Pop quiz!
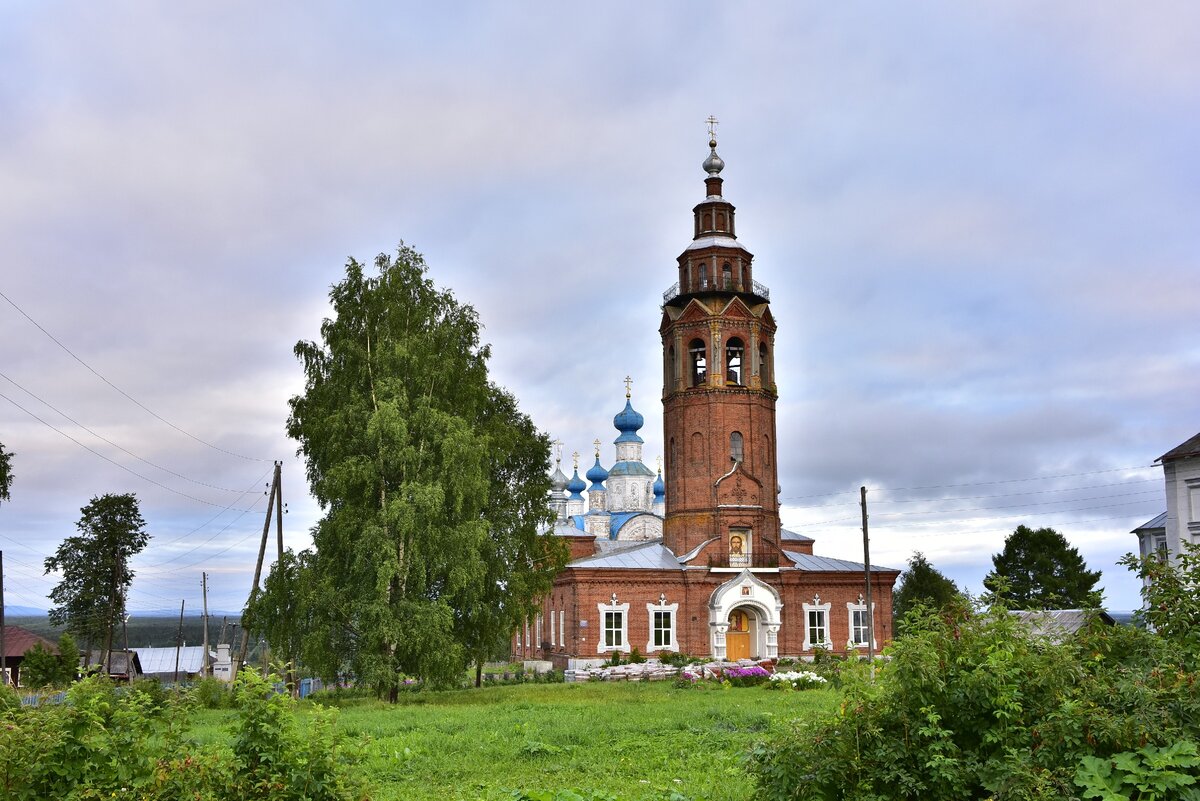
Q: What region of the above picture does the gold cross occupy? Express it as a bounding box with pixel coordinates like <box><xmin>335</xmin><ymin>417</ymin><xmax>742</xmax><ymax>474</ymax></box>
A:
<box><xmin>572</xmin><ymin>450</ymin><xmax>579</xmax><ymax>470</ymax></box>
<box><xmin>706</xmin><ymin>115</ymin><xmax>719</xmax><ymax>142</ymax></box>
<box><xmin>624</xmin><ymin>375</ymin><xmax>633</xmax><ymax>398</ymax></box>
<box><xmin>552</xmin><ymin>439</ymin><xmax>563</xmax><ymax>464</ymax></box>
<box><xmin>593</xmin><ymin>438</ymin><xmax>601</xmax><ymax>458</ymax></box>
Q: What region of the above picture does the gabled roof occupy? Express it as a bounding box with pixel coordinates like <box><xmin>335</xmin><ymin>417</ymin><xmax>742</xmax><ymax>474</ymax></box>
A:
<box><xmin>783</xmin><ymin>552</ymin><xmax>899</xmax><ymax>573</ymax></box>
<box><xmin>1</xmin><ymin>625</ymin><xmax>57</xmax><ymax>658</ymax></box>
<box><xmin>84</xmin><ymin>650</ymin><xmax>143</xmax><ymax>676</ymax></box>
<box><xmin>781</xmin><ymin>528</ymin><xmax>814</xmax><ymax>543</ymax></box>
<box><xmin>567</xmin><ymin>539</ymin><xmax>684</xmax><ymax>571</ymax></box>
<box><xmin>1011</xmin><ymin>609</ymin><xmax>1115</xmax><ymax>643</ymax></box>
<box><xmin>1160</xmin><ymin>432</ymin><xmax>1200</xmax><ymax>463</ymax></box>
<box><xmin>132</xmin><ymin>646</ymin><xmax>210</xmax><ymax>674</ymax></box>
<box><xmin>1132</xmin><ymin>512</ymin><xmax>1167</xmax><ymax>533</ymax></box>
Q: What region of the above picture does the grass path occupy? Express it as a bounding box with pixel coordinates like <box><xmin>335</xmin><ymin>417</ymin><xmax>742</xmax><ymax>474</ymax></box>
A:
<box><xmin>191</xmin><ymin>682</ymin><xmax>837</xmax><ymax>800</ymax></box>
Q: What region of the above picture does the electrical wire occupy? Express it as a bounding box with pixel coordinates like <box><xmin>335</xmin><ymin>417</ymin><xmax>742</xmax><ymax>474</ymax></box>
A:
<box><xmin>0</xmin><ymin>287</ymin><xmax>268</xmax><ymax>462</ymax></box>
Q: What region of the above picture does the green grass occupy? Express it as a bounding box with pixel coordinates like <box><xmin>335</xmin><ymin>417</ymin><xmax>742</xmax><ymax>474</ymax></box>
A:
<box><xmin>189</xmin><ymin>681</ymin><xmax>837</xmax><ymax>801</ymax></box>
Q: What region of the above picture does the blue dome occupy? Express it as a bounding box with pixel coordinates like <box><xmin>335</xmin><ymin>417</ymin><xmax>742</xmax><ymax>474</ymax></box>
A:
<box><xmin>586</xmin><ymin>456</ymin><xmax>609</xmax><ymax>488</ymax></box>
<box><xmin>653</xmin><ymin>473</ymin><xmax>665</xmax><ymax>499</ymax></box>
<box><xmin>613</xmin><ymin>399</ymin><xmax>645</xmax><ymax>444</ymax></box>
<box><xmin>566</xmin><ymin>469</ymin><xmax>586</xmax><ymax>500</ymax></box>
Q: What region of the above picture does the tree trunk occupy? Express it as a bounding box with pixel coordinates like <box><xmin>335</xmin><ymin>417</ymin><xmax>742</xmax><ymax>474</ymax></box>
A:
<box><xmin>475</xmin><ymin>661</ymin><xmax>482</xmax><ymax>688</ymax></box>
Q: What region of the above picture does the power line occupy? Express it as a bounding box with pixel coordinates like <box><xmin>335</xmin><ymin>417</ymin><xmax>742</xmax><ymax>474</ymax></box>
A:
<box><xmin>0</xmin><ymin>287</ymin><xmax>268</xmax><ymax>462</ymax></box>
<box><xmin>783</xmin><ymin>477</ymin><xmax>1161</xmax><ymax>510</ymax></box>
<box><xmin>0</xmin><ymin>389</ymin><xmax>260</xmax><ymax>511</ymax></box>
<box><xmin>0</xmin><ymin>369</ymin><xmax>254</xmax><ymax>493</ymax></box>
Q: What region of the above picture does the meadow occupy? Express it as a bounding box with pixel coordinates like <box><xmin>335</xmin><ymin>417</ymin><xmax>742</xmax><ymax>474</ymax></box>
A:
<box><xmin>189</xmin><ymin>681</ymin><xmax>839</xmax><ymax>801</ymax></box>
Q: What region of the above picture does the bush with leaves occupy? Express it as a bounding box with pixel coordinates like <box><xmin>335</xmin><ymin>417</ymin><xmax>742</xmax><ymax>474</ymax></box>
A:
<box><xmin>0</xmin><ymin>670</ymin><xmax>370</xmax><ymax>800</ymax></box>
<box><xmin>751</xmin><ymin>592</ymin><xmax>1200</xmax><ymax>801</ymax></box>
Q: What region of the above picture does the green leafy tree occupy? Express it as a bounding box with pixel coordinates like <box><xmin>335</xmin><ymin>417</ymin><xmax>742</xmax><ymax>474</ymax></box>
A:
<box><xmin>892</xmin><ymin>551</ymin><xmax>961</xmax><ymax>628</ymax></box>
<box><xmin>1120</xmin><ymin>541</ymin><xmax>1200</xmax><ymax>669</ymax></box>
<box><xmin>983</xmin><ymin>524</ymin><xmax>1103</xmax><ymax>609</ymax></box>
<box><xmin>44</xmin><ymin>494</ymin><xmax>150</xmax><ymax>663</ymax></box>
<box><xmin>18</xmin><ymin>633</ymin><xmax>76</xmax><ymax>688</ymax></box>
<box><xmin>0</xmin><ymin>440</ymin><xmax>13</xmax><ymax>504</ymax></box>
<box><xmin>279</xmin><ymin>245</ymin><xmax>565</xmax><ymax>698</ymax></box>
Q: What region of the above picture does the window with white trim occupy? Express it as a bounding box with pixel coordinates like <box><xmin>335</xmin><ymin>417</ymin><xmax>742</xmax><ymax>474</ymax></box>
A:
<box><xmin>847</xmin><ymin>601</ymin><xmax>877</xmax><ymax>649</ymax></box>
<box><xmin>597</xmin><ymin>596</ymin><xmax>630</xmax><ymax>653</ymax></box>
<box><xmin>1153</xmin><ymin>533</ymin><xmax>1168</xmax><ymax>563</ymax></box>
<box><xmin>536</xmin><ymin>614</ymin><xmax>542</xmax><ymax>647</ymax></box>
<box><xmin>646</xmin><ymin>596</ymin><xmax>680</xmax><ymax>653</ymax></box>
<box><xmin>802</xmin><ymin>597</ymin><xmax>832</xmax><ymax>651</ymax></box>
<box><xmin>559</xmin><ymin>610</ymin><xmax>566</xmax><ymax>650</ymax></box>
<box><xmin>550</xmin><ymin>609</ymin><xmax>556</xmax><ymax>647</ymax></box>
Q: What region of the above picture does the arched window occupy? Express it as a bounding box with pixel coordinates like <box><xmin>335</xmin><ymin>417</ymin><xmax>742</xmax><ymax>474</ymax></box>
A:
<box><xmin>699</xmin><ymin>264</ymin><xmax>708</xmax><ymax>290</ymax></box>
<box><xmin>689</xmin><ymin>338</ymin><xmax>707</xmax><ymax>386</ymax></box>
<box><xmin>667</xmin><ymin>344</ymin><xmax>676</xmax><ymax>389</ymax></box>
<box><xmin>669</xmin><ymin>437</ymin><xmax>677</xmax><ymax>472</ymax></box>
<box><xmin>726</xmin><ymin>337</ymin><xmax>744</xmax><ymax>385</ymax></box>
<box><xmin>722</xmin><ymin>262</ymin><xmax>732</xmax><ymax>290</ymax></box>
<box><xmin>703</xmin><ymin>212</ymin><xmax>712</xmax><ymax>230</ymax></box>
<box><xmin>759</xmin><ymin>342</ymin><xmax>769</xmax><ymax>386</ymax></box>
<box><xmin>717</xmin><ymin>211</ymin><xmax>726</xmax><ymax>231</ymax></box>
<box><xmin>730</xmin><ymin>431</ymin><xmax>744</xmax><ymax>463</ymax></box>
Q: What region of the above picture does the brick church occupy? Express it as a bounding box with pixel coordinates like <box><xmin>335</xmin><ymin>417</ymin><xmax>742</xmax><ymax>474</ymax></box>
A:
<box><xmin>517</xmin><ymin>134</ymin><xmax>899</xmax><ymax>668</ymax></box>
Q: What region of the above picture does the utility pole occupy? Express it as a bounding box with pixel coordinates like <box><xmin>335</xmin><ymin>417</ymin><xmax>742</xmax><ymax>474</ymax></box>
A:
<box><xmin>201</xmin><ymin>572</ymin><xmax>210</xmax><ymax>678</ymax></box>
<box><xmin>234</xmin><ymin>462</ymin><xmax>279</xmax><ymax>683</ymax></box>
<box><xmin>860</xmin><ymin>486</ymin><xmax>876</xmax><ymax>679</ymax></box>
<box><xmin>1</xmin><ymin>550</ymin><xmax>6</xmax><ymax>686</ymax></box>
<box><xmin>122</xmin><ymin>613</ymin><xmax>131</xmax><ymax>683</ymax></box>
<box><xmin>173</xmin><ymin>599</ymin><xmax>185</xmax><ymax>685</ymax></box>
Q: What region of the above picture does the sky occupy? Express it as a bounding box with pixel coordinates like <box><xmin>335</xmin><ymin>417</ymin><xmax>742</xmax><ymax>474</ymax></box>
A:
<box><xmin>1</xmin><ymin>2</ymin><xmax>1197</xmax><ymax>617</ymax></box>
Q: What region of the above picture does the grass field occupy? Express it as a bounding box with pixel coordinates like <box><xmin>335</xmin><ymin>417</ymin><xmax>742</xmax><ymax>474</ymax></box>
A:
<box><xmin>190</xmin><ymin>681</ymin><xmax>837</xmax><ymax>801</ymax></box>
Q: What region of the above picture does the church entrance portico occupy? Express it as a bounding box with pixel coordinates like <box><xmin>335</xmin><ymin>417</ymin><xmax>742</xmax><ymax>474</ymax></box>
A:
<box><xmin>708</xmin><ymin>569</ymin><xmax>782</xmax><ymax>660</ymax></box>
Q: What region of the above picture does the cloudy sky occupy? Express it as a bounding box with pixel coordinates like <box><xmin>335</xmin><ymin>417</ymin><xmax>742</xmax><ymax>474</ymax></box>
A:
<box><xmin>1</xmin><ymin>3</ymin><xmax>1196</xmax><ymax>616</ymax></box>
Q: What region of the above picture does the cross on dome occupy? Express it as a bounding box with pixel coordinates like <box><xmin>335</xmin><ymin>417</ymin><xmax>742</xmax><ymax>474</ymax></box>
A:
<box><xmin>624</xmin><ymin>375</ymin><xmax>633</xmax><ymax>399</ymax></box>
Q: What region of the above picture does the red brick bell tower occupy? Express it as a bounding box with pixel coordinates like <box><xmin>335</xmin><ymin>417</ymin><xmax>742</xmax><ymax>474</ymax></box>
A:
<box><xmin>660</xmin><ymin>127</ymin><xmax>781</xmax><ymax>565</ymax></box>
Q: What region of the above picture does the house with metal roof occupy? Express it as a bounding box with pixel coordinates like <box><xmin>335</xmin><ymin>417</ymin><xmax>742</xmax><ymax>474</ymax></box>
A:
<box><xmin>1133</xmin><ymin>431</ymin><xmax>1200</xmax><ymax>571</ymax></box>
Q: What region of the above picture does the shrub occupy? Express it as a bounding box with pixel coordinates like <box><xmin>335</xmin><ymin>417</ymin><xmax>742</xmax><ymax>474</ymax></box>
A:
<box><xmin>192</xmin><ymin>675</ymin><xmax>232</xmax><ymax>709</ymax></box>
<box><xmin>628</xmin><ymin>646</ymin><xmax>646</xmax><ymax>664</ymax></box>
<box><xmin>659</xmin><ymin>651</ymin><xmax>695</xmax><ymax>668</ymax></box>
<box><xmin>768</xmin><ymin>670</ymin><xmax>827</xmax><ymax>691</ymax></box>
<box><xmin>751</xmin><ymin>594</ymin><xmax>1200</xmax><ymax>801</ymax></box>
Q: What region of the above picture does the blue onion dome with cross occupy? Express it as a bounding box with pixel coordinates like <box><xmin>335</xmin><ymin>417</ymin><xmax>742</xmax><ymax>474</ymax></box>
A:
<box><xmin>605</xmin><ymin>377</ymin><xmax>657</xmax><ymax>511</ymax></box>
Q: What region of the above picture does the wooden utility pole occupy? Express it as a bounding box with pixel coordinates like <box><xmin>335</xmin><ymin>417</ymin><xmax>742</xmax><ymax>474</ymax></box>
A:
<box><xmin>233</xmin><ymin>461</ymin><xmax>279</xmax><ymax>683</ymax></box>
<box><xmin>122</xmin><ymin>613</ymin><xmax>131</xmax><ymax>683</ymax></box>
<box><xmin>201</xmin><ymin>572</ymin><xmax>210</xmax><ymax>678</ymax></box>
<box><xmin>860</xmin><ymin>486</ymin><xmax>876</xmax><ymax>677</ymax></box>
<box><xmin>173</xmin><ymin>599</ymin><xmax>185</xmax><ymax>684</ymax></box>
<box><xmin>1</xmin><ymin>550</ymin><xmax>6</xmax><ymax>686</ymax></box>
<box><xmin>102</xmin><ymin>549</ymin><xmax>120</xmax><ymax>678</ymax></box>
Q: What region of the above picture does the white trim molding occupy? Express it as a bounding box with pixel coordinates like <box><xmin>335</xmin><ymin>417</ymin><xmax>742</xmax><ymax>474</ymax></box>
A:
<box><xmin>802</xmin><ymin>597</ymin><xmax>832</xmax><ymax>652</ymax></box>
<box><xmin>846</xmin><ymin>601</ymin><xmax>878</xmax><ymax>651</ymax></box>
<box><xmin>707</xmin><ymin>569</ymin><xmax>783</xmax><ymax>660</ymax></box>
<box><xmin>596</xmin><ymin>596</ymin><xmax>631</xmax><ymax>654</ymax></box>
<box><xmin>646</xmin><ymin>596</ymin><xmax>680</xmax><ymax>653</ymax></box>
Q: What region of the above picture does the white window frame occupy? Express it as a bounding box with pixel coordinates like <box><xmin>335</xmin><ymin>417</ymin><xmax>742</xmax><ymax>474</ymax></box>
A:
<box><xmin>846</xmin><ymin>602</ymin><xmax>877</xmax><ymax>650</ymax></box>
<box><xmin>597</xmin><ymin>600</ymin><xmax>630</xmax><ymax>654</ymax></box>
<box><xmin>550</xmin><ymin>608</ymin><xmax>556</xmax><ymax>647</ymax></box>
<box><xmin>559</xmin><ymin>610</ymin><xmax>566</xmax><ymax>650</ymax></box>
<box><xmin>645</xmin><ymin>599</ymin><xmax>680</xmax><ymax>653</ymax></box>
<box><xmin>801</xmin><ymin>600</ymin><xmax>832</xmax><ymax>651</ymax></box>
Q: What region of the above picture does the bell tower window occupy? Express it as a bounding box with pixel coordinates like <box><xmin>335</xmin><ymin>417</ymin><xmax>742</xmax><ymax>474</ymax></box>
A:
<box><xmin>667</xmin><ymin>344</ymin><xmax>677</xmax><ymax>389</ymax></box>
<box><xmin>726</xmin><ymin>337</ymin><xmax>744</xmax><ymax>385</ymax></box>
<box><xmin>759</xmin><ymin>342</ymin><xmax>769</xmax><ymax>386</ymax></box>
<box><xmin>689</xmin><ymin>339</ymin><xmax>707</xmax><ymax>387</ymax></box>
<box><xmin>699</xmin><ymin>264</ymin><xmax>708</xmax><ymax>290</ymax></box>
<box><xmin>722</xmin><ymin>263</ymin><xmax>732</xmax><ymax>290</ymax></box>
<box><xmin>730</xmin><ymin>431</ymin><xmax>744</xmax><ymax>463</ymax></box>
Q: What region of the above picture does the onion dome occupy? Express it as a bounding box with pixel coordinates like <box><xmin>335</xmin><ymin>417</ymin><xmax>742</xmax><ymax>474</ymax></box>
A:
<box><xmin>550</xmin><ymin>464</ymin><xmax>568</xmax><ymax>493</ymax></box>
<box><xmin>586</xmin><ymin>455</ymin><xmax>609</xmax><ymax>489</ymax></box>
<box><xmin>703</xmin><ymin>138</ymin><xmax>725</xmax><ymax>176</ymax></box>
<box><xmin>653</xmin><ymin>469</ymin><xmax>665</xmax><ymax>500</ymax></box>
<box><xmin>613</xmin><ymin>398</ymin><xmax>645</xmax><ymax>444</ymax></box>
<box><xmin>566</xmin><ymin>468</ymin><xmax>586</xmax><ymax>500</ymax></box>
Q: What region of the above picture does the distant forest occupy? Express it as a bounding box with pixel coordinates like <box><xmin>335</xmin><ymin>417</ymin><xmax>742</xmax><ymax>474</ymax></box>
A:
<box><xmin>8</xmin><ymin>614</ymin><xmax>246</xmax><ymax>650</ymax></box>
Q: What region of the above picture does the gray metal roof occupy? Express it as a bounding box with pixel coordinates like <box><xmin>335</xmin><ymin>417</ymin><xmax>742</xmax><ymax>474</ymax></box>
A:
<box><xmin>783</xmin><ymin>551</ymin><xmax>899</xmax><ymax>573</ymax></box>
<box><xmin>1132</xmin><ymin>511</ymin><xmax>1167</xmax><ymax>532</ymax></box>
<box><xmin>568</xmin><ymin>540</ymin><xmax>683</xmax><ymax>571</ymax></box>
<box><xmin>1011</xmin><ymin>609</ymin><xmax>1115</xmax><ymax>643</ymax></box>
<box><xmin>780</xmin><ymin>528</ymin><xmax>814</xmax><ymax>542</ymax></box>
<box><xmin>133</xmin><ymin>646</ymin><xmax>209</xmax><ymax>674</ymax></box>
<box><xmin>685</xmin><ymin>235</ymin><xmax>749</xmax><ymax>252</ymax></box>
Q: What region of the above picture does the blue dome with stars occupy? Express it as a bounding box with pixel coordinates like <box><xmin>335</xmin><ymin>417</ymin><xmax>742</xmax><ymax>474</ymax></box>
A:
<box><xmin>613</xmin><ymin>399</ymin><xmax>645</xmax><ymax>444</ymax></box>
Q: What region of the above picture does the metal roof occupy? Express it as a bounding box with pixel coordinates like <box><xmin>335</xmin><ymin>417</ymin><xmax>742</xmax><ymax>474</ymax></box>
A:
<box><xmin>568</xmin><ymin>540</ymin><xmax>683</xmax><ymax>571</ymax></box>
<box><xmin>1132</xmin><ymin>511</ymin><xmax>1167</xmax><ymax>533</ymax></box>
<box><xmin>132</xmin><ymin>646</ymin><xmax>210</xmax><ymax>674</ymax></box>
<box><xmin>780</xmin><ymin>528</ymin><xmax>814</xmax><ymax>542</ymax></box>
<box><xmin>1159</xmin><ymin>432</ymin><xmax>1200</xmax><ymax>463</ymax></box>
<box><xmin>783</xmin><ymin>551</ymin><xmax>899</xmax><ymax>573</ymax></box>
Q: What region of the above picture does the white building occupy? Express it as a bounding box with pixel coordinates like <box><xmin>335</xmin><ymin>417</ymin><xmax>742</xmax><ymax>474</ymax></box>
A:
<box><xmin>1133</xmin><ymin>432</ymin><xmax>1200</xmax><ymax>568</ymax></box>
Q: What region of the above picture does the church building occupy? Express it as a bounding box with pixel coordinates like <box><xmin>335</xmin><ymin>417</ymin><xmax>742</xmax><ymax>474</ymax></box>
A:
<box><xmin>517</xmin><ymin>133</ymin><xmax>899</xmax><ymax>668</ymax></box>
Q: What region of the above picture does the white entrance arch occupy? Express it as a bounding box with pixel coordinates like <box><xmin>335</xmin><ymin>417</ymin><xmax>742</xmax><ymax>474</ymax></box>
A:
<box><xmin>708</xmin><ymin>569</ymin><xmax>782</xmax><ymax>660</ymax></box>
